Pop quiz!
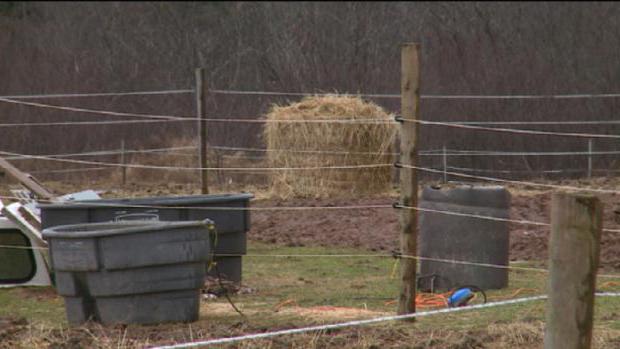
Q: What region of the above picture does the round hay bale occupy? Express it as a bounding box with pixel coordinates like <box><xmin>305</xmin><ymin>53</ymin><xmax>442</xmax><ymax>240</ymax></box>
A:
<box><xmin>264</xmin><ymin>95</ymin><xmax>397</xmax><ymax>198</ymax></box>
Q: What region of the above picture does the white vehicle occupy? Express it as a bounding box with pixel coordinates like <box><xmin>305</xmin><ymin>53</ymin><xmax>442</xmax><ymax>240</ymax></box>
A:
<box><xmin>0</xmin><ymin>200</ymin><xmax>52</xmax><ymax>287</ymax></box>
<box><xmin>0</xmin><ymin>190</ymin><xmax>102</xmax><ymax>287</ymax></box>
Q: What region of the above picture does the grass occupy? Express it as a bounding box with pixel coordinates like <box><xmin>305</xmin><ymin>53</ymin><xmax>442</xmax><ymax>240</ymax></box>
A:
<box><xmin>1</xmin><ymin>242</ymin><xmax>619</xmax><ymax>348</ymax></box>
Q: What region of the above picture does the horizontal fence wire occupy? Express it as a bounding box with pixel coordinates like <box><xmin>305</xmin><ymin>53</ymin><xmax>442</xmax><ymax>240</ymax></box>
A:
<box><xmin>0</xmin><ymin>119</ymin><xmax>194</xmax><ymax>127</ymax></box>
<box><xmin>1</xmin><ymin>191</ymin><xmax>619</xmax><ymax>276</ymax></box>
<box><xmin>208</xmin><ymin>89</ymin><xmax>401</xmax><ymax>99</ymax></box>
<box><xmin>4</xmin><ymin>146</ymin><xmax>197</xmax><ymax>161</ymax></box>
<box><xmin>2</xmin><ymin>243</ymin><xmax>619</xmax><ymax>279</ymax></box>
<box><xmin>439</xmin><ymin>149</ymin><xmax>620</xmax><ymax>156</ymax></box>
<box><xmin>445</xmin><ymin>166</ymin><xmax>584</xmax><ymax>174</ymax></box>
<box><xmin>405</xmin><ymin>164</ymin><xmax>620</xmax><ymax>195</ymax></box>
<box><xmin>0</xmin><ymin>97</ymin><xmax>182</xmax><ymax>120</ymax></box>
<box><xmin>30</xmin><ymin>167</ymin><xmax>110</xmax><ymax>174</ymax></box>
<box><xmin>6</xmin><ymin>87</ymin><xmax>620</xmax><ymax>100</ymax></box>
<box><xmin>6</xmin><ymin>144</ymin><xmax>619</xmax><ymax>163</ymax></box>
<box><xmin>4</xmin><ymin>97</ymin><xmax>620</xmax><ymax>137</ymax></box>
<box><xmin>0</xmin><ymin>192</ymin><xmax>617</xmax><ymax>233</ymax></box>
<box><xmin>0</xmin><ymin>89</ymin><xmax>194</xmax><ymax>99</ymax></box>
<box><xmin>209</xmin><ymin>88</ymin><xmax>620</xmax><ymax>100</ymax></box>
<box><xmin>130</xmin><ymin>147</ymin><xmax>620</xmax><ymax>158</ymax></box>
<box><xmin>446</xmin><ymin>166</ymin><xmax>620</xmax><ymax>174</ymax></box>
<box><xmin>0</xmin><ymin>98</ymin><xmax>395</xmax><ymax>124</ymax></box>
<box><xmin>210</xmin><ymin>145</ymin><xmax>401</xmax><ymax>156</ymax></box>
<box><xmin>0</xmin><ymin>150</ymin><xmax>393</xmax><ymax>171</ymax></box>
<box><xmin>444</xmin><ymin>120</ymin><xmax>620</xmax><ymax>126</ymax></box>
<box><xmin>410</xmin><ymin>119</ymin><xmax>620</xmax><ymax>139</ymax></box>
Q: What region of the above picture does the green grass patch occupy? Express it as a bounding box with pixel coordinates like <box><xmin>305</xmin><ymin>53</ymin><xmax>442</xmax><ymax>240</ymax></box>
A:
<box><xmin>1</xmin><ymin>242</ymin><xmax>619</xmax><ymax>348</ymax></box>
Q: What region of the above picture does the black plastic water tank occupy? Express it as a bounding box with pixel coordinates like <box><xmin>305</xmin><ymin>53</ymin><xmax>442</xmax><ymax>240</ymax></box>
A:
<box><xmin>418</xmin><ymin>184</ymin><xmax>511</xmax><ymax>291</ymax></box>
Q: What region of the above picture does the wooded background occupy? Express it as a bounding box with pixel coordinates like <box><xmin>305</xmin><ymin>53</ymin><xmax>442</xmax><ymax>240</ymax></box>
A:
<box><xmin>1</xmin><ymin>2</ymin><xmax>619</xmax><ymax>179</ymax></box>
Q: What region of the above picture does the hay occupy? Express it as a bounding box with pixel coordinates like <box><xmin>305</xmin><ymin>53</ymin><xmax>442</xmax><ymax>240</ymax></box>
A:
<box><xmin>264</xmin><ymin>95</ymin><xmax>397</xmax><ymax>198</ymax></box>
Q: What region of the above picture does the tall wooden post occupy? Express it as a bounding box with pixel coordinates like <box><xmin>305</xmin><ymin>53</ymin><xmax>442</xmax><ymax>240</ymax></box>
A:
<box><xmin>544</xmin><ymin>192</ymin><xmax>602</xmax><ymax>349</ymax></box>
<box><xmin>442</xmin><ymin>145</ymin><xmax>447</xmax><ymax>184</ymax></box>
<box><xmin>195</xmin><ymin>68</ymin><xmax>209</xmax><ymax>194</ymax></box>
<box><xmin>398</xmin><ymin>43</ymin><xmax>420</xmax><ymax>316</ymax></box>
<box><xmin>587</xmin><ymin>139</ymin><xmax>593</xmax><ymax>179</ymax></box>
<box><xmin>120</xmin><ymin>139</ymin><xmax>126</xmax><ymax>187</ymax></box>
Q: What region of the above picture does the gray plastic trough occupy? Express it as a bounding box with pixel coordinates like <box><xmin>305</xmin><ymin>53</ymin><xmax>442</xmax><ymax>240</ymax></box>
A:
<box><xmin>418</xmin><ymin>184</ymin><xmax>511</xmax><ymax>291</ymax></box>
<box><xmin>43</xmin><ymin>220</ymin><xmax>211</xmax><ymax>325</ymax></box>
<box><xmin>39</xmin><ymin>193</ymin><xmax>253</xmax><ymax>283</ymax></box>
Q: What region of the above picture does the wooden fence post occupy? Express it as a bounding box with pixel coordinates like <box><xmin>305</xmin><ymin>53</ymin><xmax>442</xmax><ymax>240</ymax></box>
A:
<box><xmin>544</xmin><ymin>192</ymin><xmax>602</xmax><ymax>349</ymax></box>
<box><xmin>120</xmin><ymin>139</ymin><xmax>126</xmax><ymax>187</ymax></box>
<box><xmin>442</xmin><ymin>144</ymin><xmax>447</xmax><ymax>183</ymax></box>
<box><xmin>397</xmin><ymin>42</ymin><xmax>420</xmax><ymax>316</ymax></box>
<box><xmin>195</xmin><ymin>68</ymin><xmax>209</xmax><ymax>194</ymax></box>
<box><xmin>588</xmin><ymin>139</ymin><xmax>593</xmax><ymax>179</ymax></box>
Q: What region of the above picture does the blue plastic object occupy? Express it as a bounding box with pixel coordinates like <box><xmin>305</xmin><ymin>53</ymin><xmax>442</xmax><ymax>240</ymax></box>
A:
<box><xmin>448</xmin><ymin>288</ymin><xmax>474</xmax><ymax>307</ymax></box>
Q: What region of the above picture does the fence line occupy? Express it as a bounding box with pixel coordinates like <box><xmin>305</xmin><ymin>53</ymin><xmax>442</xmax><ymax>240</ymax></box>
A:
<box><xmin>0</xmin><ymin>98</ymin><xmax>184</xmax><ymax>120</ymax></box>
<box><xmin>2</xmin><ymin>191</ymin><xmax>618</xmax><ymax>233</ymax></box>
<box><xmin>444</xmin><ymin>120</ymin><xmax>620</xmax><ymax>126</ymax></box>
<box><xmin>0</xmin><ymin>119</ymin><xmax>194</xmax><ymax>127</ymax></box>
<box><xmin>4</xmin><ymin>146</ymin><xmax>197</xmax><ymax>161</ymax></box>
<box><xmin>4</xmin><ymin>144</ymin><xmax>620</xmax><ymax>162</ymax></box>
<box><xmin>30</xmin><ymin>167</ymin><xmax>110</xmax><ymax>174</ymax></box>
<box><xmin>211</xmin><ymin>146</ymin><xmax>594</xmax><ymax>157</ymax></box>
<box><xmin>438</xmin><ymin>149</ymin><xmax>620</xmax><ymax>157</ymax></box>
<box><xmin>0</xmin><ymin>89</ymin><xmax>194</xmax><ymax>99</ymax></box>
<box><xmin>209</xmin><ymin>89</ymin><xmax>620</xmax><ymax>100</ymax></box>
<box><xmin>0</xmin><ymin>98</ymin><xmax>396</xmax><ymax>124</ymax></box>
<box><xmin>445</xmin><ymin>166</ymin><xmax>585</xmax><ymax>174</ymax></box>
<box><xmin>208</xmin><ymin>89</ymin><xmax>401</xmax><ymax>99</ymax></box>
<box><xmin>2</xmin><ymin>244</ymin><xmax>619</xmax><ymax>279</ymax></box>
<box><xmin>422</xmin><ymin>93</ymin><xmax>620</xmax><ymax>100</ymax></box>
<box><xmin>210</xmin><ymin>145</ymin><xmax>401</xmax><ymax>156</ymax></box>
<box><xmin>5</xmin><ymin>88</ymin><xmax>620</xmax><ymax>101</ymax></box>
<box><xmin>0</xmin><ymin>150</ymin><xmax>393</xmax><ymax>171</ymax></box>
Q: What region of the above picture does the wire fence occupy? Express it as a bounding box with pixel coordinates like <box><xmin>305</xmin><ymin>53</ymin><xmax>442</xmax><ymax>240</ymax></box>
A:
<box><xmin>2</xmin><ymin>84</ymin><xmax>620</xmax><ymax>347</ymax></box>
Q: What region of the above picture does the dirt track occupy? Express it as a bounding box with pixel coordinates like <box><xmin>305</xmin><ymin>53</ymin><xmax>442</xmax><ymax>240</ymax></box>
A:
<box><xmin>4</xmin><ymin>179</ymin><xmax>619</xmax><ymax>269</ymax></box>
<box><xmin>249</xmin><ymin>191</ymin><xmax>620</xmax><ymax>270</ymax></box>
